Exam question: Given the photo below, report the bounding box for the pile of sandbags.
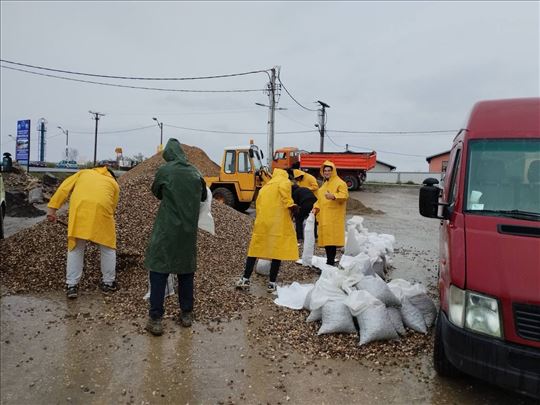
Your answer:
[283,215,436,346]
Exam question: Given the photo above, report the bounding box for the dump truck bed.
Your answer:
[300,151,376,170]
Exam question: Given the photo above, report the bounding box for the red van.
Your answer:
[419,98,540,399]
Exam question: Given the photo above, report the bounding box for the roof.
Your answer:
[376,160,396,170]
[466,98,540,137]
[426,150,451,162]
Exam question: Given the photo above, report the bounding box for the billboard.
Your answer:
[16,119,31,165]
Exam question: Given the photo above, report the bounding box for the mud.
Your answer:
[1,186,536,404]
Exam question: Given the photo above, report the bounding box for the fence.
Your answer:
[366,171,444,185]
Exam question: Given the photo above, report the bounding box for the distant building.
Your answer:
[373,160,396,172]
[426,150,451,173]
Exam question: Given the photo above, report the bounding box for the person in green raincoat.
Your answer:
[144,139,207,336]
[312,160,349,266]
[235,168,298,293]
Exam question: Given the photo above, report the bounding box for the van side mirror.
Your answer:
[248,149,254,158]
[419,178,442,218]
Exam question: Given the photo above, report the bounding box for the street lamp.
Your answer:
[57,126,69,160]
[152,117,163,151]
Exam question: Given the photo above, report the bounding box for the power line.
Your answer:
[325,133,425,157]
[164,123,315,135]
[277,75,318,112]
[328,129,457,135]
[0,59,271,81]
[69,125,156,135]
[1,65,265,93]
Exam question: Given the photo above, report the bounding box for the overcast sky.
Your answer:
[1,1,538,171]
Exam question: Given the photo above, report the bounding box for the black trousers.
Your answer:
[149,271,194,320]
[324,246,337,266]
[243,256,281,282]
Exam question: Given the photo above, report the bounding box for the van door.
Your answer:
[439,144,466,310]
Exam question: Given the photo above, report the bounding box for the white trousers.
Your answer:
[66,238,116,287]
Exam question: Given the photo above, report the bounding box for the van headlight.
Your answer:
[447,285,501,338]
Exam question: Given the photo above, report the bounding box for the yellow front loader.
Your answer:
[204,141,272,212]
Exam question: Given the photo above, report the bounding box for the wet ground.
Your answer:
[1,185,536,404]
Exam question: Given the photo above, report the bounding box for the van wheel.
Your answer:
[343,175,359,191]
[212,187,235,208]
[433,310,461,377]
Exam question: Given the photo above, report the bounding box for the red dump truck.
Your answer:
[272,147,376,190]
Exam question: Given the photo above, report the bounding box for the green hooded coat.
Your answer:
[144,139,204,274]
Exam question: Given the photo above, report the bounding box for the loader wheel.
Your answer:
[212,187,235,208]
[343,175,359,191]
[236,201,252,212]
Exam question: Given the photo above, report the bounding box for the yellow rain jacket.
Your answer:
[247,169,299,260]
[293,169,319,192]
[314,161,349,247]
[48,167,120,250]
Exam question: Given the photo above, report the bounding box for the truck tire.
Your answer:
[343,175,359,191]
[433,310,461,377]
[212,187,235,208]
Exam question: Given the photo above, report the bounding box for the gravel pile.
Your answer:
[347,197,384,215]
[1,145,257,322]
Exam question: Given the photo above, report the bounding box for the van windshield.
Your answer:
[465,139,540,219]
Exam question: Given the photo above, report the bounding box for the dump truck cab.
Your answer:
[272,147,301,170]
[204,141,270,212]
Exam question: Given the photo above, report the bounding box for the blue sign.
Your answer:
[16,119,30,164]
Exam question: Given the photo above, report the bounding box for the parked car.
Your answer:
[419,98,540,399]
[30,161,47,167]
[56,160,78,169]
[1,174,6,239]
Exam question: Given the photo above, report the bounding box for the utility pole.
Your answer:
[89,111,105,166]
[58,126,69,159]
[37,118,47,162]
[266,66,280,166]
[152,117,164,152]
[316,100,330,152]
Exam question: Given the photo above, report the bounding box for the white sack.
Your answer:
[355,275,400,307]
[198,187,215,235]
[387,306,406,336]
[255,259,271,276]
[317,301,357,335]
[309,267,348,310]
[409,293,437,328]
[143,273,176,300]
[306,308,322,322]
[388,279,426,299]
[344,290,397,345]
[302,213,316,266]
[400,297,427,333]
[357,305,399,345]
[340,253,374,277]
[344,226,362,256]
[274,282,315,310]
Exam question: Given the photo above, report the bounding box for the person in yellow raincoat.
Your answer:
[292,168,319,192]
[47,166,120,299]
[235,168,298,293]
[312,161,349,266]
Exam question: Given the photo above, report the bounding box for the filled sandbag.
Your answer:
[409,293,437,328]
[387,306,406,336]
[317,301,357,335]
[255,259,271,276]
[306,308,322,323]
[400,297,427,333]
[355,275,400,307]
